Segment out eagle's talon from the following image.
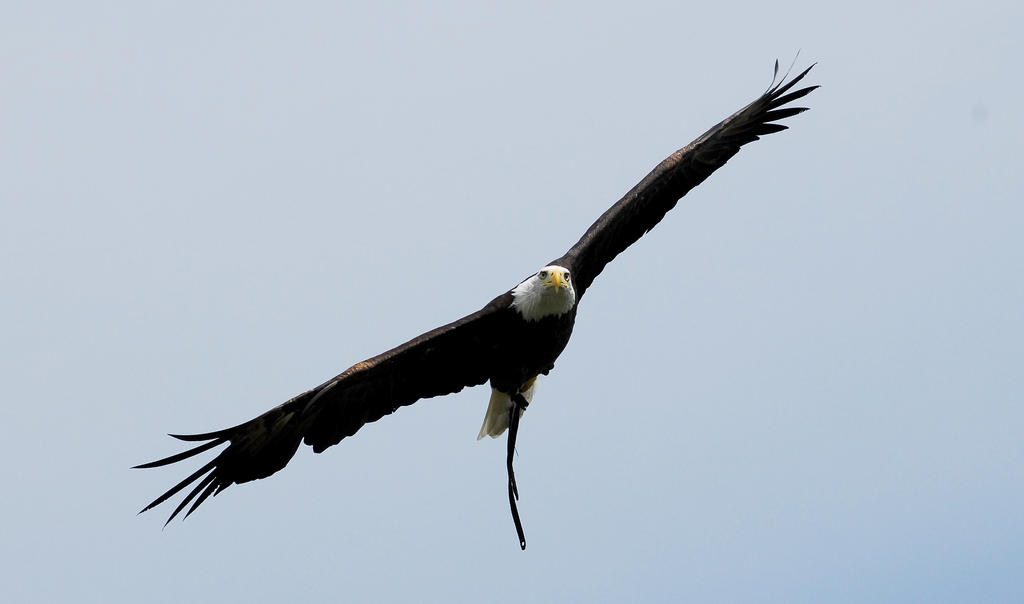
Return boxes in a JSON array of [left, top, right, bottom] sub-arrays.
[[512, 392, 530, 410], [507, 391, 527, 549]]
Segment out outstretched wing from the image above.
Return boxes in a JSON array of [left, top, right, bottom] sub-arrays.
[[555, 62, 817, 299], [135, 293, 513, 524]]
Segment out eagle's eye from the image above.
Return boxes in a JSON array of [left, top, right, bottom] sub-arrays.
[[563, 271, 570, 281], [538, 270, 548, 280]]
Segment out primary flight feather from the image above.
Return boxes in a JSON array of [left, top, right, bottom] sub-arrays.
[[137, 62, 817, 544]]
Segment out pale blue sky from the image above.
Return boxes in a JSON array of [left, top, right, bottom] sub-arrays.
[[3, 2, 1022, 602]]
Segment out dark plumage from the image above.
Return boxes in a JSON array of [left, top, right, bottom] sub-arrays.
[[137, 62, 817, 537]]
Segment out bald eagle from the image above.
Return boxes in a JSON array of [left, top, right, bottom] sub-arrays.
[[137, 62, 816, 549]]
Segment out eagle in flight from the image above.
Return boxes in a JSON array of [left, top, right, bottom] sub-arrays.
[[137, 62, 817, 549]]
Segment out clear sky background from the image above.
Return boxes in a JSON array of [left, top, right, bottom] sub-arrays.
[[3, 2, 1022, 602]]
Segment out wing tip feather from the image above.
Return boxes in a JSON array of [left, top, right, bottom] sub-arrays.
[[170, 429, 231, 442], [132, 437, 227, 469], [767, 61, 817, 100]]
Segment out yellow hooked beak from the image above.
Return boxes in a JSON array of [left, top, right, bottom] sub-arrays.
[[543, 269, 569, 290]]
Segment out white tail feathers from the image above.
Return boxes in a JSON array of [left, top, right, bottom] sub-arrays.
[[476, 380, 537, 440]]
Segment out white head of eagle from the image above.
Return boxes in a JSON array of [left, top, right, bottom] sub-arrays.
[[510, 265, 576, 321]]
